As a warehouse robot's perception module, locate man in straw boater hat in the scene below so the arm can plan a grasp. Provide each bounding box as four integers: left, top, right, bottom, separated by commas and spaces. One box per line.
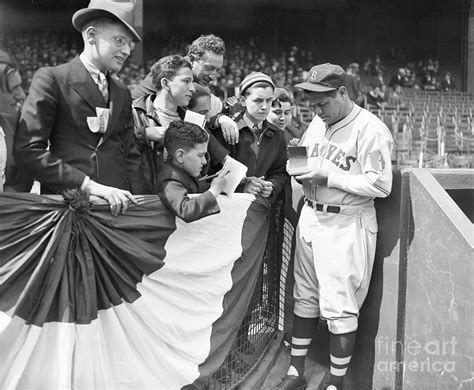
15, 0, 146, 216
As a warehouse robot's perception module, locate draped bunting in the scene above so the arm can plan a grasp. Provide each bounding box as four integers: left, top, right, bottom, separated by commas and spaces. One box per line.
0, 191, 269, 389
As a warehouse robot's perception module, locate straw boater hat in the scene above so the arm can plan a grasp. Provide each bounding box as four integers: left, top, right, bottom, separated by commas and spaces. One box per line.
72, 0, 141, 42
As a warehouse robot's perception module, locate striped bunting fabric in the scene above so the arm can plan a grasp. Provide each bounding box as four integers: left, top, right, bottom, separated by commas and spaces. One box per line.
0, 191, 270, 389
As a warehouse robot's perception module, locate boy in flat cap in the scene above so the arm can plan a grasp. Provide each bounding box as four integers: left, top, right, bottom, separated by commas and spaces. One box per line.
212, 71, 289, 356
15, 0, 145, 216
275, 63, 393, 390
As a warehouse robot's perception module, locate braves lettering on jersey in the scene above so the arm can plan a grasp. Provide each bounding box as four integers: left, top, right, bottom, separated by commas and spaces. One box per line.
293, 103, 393, 334
299, 103, 393, 206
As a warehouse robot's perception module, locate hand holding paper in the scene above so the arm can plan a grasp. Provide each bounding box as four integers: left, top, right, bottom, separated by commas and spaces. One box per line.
220, 156, 248, 195
287, 145, 309, 176
209, 169, 230, 197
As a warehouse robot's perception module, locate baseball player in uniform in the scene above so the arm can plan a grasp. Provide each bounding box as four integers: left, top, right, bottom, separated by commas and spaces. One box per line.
275, 63, 393, 390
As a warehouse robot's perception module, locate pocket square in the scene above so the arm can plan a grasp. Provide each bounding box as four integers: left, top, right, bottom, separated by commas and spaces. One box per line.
87, 107, 110, 134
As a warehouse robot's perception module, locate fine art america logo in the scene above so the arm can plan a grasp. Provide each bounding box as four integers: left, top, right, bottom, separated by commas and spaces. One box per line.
376, 336, 457, 373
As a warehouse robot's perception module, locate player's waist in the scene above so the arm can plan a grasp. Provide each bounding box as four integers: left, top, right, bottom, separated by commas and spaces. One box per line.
303, 197, 374, 216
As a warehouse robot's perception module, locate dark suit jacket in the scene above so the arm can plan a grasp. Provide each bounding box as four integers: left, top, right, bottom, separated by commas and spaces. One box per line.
15, 56, 146, 194
1, 111, 34, 192
156, 162, 219, 223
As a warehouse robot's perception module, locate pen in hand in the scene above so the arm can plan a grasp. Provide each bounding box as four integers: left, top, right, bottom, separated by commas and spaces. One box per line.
198, 172, 220, 182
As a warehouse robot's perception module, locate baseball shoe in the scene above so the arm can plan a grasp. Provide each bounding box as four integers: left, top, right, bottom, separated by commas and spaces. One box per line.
317, 372, 343, 390
273, 374, 307, 389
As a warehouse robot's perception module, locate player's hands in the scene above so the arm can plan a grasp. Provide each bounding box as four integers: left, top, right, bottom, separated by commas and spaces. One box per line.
218, 115, 239, 145
243, 176, 265, 195
209, 169, 230, 197
295, 167, 329, 186
288, 138, 300, 146
87, 180, 137, 216
259, 180, 274, 198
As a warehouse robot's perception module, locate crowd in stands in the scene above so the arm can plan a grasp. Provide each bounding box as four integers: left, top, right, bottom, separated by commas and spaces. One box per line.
0, 31, 461, 112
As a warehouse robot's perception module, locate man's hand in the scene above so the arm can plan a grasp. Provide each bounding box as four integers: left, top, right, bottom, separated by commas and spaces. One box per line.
295, 167, 329, 186
243, 176, 265, 195
87, 180, 137, 216
218, 115, 239, 145
259, 180, 274, 198
224, 96, 239, 108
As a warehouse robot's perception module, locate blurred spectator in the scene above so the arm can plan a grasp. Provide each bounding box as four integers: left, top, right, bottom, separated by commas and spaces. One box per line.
440, 72, 457, 91
387, 84, 403, 106
389, 68, 408, 88
345, 62, 362, 104
365, 84, 386, 109
422, 73, 439, 91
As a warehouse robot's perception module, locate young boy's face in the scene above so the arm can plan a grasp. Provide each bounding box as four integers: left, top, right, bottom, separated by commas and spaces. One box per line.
242, 86, 274, 123
267, 101, 292, 131
167, 66, 195, 107
181, 141, 209, 177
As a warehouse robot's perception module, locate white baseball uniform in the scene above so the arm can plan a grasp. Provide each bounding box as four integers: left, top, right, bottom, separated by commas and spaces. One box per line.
293, 103, 393, 334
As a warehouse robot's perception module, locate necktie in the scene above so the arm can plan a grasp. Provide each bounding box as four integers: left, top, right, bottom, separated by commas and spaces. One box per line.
253, 123, 262, 138
97, 72, 109, 104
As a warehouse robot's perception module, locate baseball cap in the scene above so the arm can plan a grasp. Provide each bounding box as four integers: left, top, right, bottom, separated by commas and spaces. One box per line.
295, 63, 346, 92
239, 72, 275, 95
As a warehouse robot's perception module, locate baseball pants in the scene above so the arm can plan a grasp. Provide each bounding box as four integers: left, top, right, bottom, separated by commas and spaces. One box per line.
293, 202, 378, 334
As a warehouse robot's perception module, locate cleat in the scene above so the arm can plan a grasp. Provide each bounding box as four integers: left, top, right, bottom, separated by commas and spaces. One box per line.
273, 374, 307, 390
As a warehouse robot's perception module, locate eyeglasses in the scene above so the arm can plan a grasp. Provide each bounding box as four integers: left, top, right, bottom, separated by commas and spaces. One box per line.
96, 31, 135, 51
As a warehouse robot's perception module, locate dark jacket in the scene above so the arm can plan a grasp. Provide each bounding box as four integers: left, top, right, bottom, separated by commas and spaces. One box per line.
15, 57, 146, 194
212, 111, 289, 205
156, 161, 220, 223
1, 112, 34, 192
132, 95, 229, 193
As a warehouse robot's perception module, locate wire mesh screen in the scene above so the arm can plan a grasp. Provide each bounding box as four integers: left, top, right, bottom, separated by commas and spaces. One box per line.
208, 196, 292, 389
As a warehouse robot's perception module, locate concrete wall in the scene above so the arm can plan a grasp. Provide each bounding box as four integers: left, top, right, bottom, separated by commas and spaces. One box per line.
347, 169, 474, 390
401, 170, 473, 389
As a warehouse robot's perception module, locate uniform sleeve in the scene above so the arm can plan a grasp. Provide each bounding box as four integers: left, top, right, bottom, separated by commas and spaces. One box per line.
158, 180, 220, 222
327, 131, 393, 198
15, 68, 86, 190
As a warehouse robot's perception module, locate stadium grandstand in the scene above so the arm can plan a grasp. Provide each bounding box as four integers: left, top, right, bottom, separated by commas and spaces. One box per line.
0, 0, 472, 389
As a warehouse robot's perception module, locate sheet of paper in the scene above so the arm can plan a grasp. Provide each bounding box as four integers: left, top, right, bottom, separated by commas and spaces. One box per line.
221, 157, 248, 196
184, 110, 206, 129
287, 146, 309, 176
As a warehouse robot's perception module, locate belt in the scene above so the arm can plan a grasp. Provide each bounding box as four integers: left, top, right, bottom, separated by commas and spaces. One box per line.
305, 198, 341, 214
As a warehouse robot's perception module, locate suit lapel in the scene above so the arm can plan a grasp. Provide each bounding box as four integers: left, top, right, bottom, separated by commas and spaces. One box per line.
100, 75, 126, 144
70, 57, 107, 112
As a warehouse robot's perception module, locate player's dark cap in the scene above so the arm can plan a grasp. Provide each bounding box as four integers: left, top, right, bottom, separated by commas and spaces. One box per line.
295, 63, 346, 92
